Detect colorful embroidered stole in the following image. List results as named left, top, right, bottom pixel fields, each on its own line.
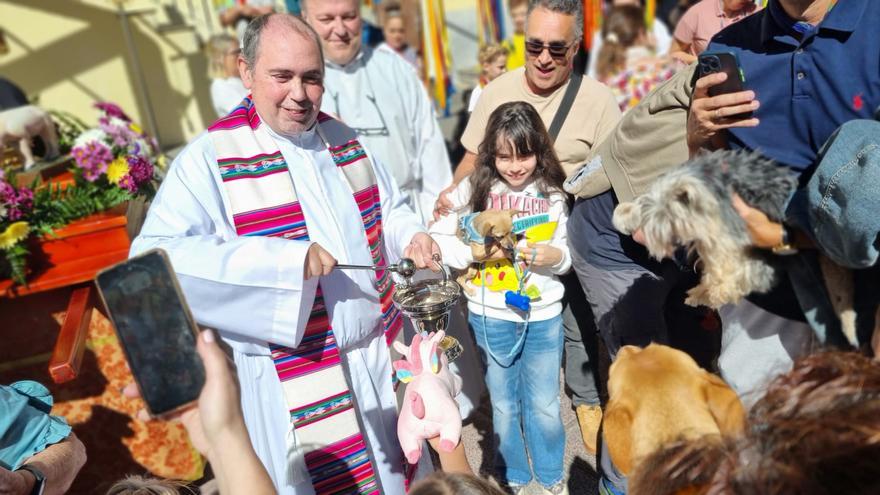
left=208, top=98, right=404, bottom=494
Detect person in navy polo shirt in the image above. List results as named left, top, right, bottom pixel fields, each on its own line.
left=686, top=0, right=879, bottom=401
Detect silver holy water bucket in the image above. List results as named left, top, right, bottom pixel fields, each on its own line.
left=391, top=255, right=463, bottom=361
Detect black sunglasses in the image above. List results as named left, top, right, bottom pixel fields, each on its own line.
left=524, top=40, right=574, bottom=58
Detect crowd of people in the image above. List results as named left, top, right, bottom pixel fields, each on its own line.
left=2, top=0, right=879, bottom=494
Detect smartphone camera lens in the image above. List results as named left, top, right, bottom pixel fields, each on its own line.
left=709, top=57, right=720, bottom=70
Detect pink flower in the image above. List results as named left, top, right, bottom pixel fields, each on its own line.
left=72, top=141, right=113, bottom=182
left=118, top=174, right=138, bottom=193
left=15, top=187, right=33, bottom=210
left=99, top=120, right=133, bottom=148
left=95, top=102, right=131, bottom=122
left=126, top=155, right=154, bottom=185
left=0, top=180, right=35, bottom=220
left=0, top=180, right=14, bottom=201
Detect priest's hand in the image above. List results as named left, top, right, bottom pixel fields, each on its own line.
left=405, top=232, right=442, bottom=272
left=305, top=242, right=338, bottom=280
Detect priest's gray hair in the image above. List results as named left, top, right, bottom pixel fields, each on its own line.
left=527, top=0, right=584, bottom=41
left=241, top=13, right=324, bottom=70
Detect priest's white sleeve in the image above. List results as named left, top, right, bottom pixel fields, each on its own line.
left=398, top=56, right=453, bottom=208
left=372, top=154, right=426, bottom=262
left=130, top=136, right=317, bottom=351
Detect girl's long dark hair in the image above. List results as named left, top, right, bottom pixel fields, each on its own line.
left=469, top=101, right=566, bottom=213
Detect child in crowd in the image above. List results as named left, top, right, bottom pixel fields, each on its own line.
left=597, top=5, right=681, bottom=112
left=468, top=44, right=509, bottom=112
left=429, top=101, right=571, bottom=495
left=502, top=0, right=528, bottom=70
left=378, top=2, right=421, bottom=71
left=410, top=472, right=506, bottom=495
left=206, top=34, right=248, bottom=117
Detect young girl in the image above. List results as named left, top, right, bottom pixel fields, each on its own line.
left=429, top=101, right=570, bottom=495
left=468, top=44, right=509, bottom=112
left=596, top=5, right=680, bottom=112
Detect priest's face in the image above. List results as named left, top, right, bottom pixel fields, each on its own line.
left=240, top=19, right=324, bottom=136
left=302, top=0, right=363, bottom=66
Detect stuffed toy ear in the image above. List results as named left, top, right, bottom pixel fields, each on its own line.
left=409, top=334, right=423, bottom=373
left=393, top=341, right=409, bottom=356
left=430, top=343, right=440, bottom=374
left=393, top=360, right=415, bottom=384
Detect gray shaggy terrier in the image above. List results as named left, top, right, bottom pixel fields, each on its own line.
left=613, top=150, right=797, bottom=308
left=614, top=150, right=858, bottom=345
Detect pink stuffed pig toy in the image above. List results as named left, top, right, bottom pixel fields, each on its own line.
left=393, top=330, right=463, bottom=464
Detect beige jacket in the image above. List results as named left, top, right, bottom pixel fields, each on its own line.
left=564, top=64, right=697, bottom=203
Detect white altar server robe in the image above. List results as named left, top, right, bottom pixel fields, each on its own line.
left=130, top=124, right=430, bottom=494
left=322, top=47, right=452, bottom=223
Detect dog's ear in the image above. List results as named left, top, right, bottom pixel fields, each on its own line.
left=703, top=372, right=746, bottom=437
left=674, top=184, right=692, bottom=207
left=603, top=399, right=635, bottom=475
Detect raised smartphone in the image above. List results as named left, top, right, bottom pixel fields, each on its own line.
left=95, top=249, right=204, bottom=417
left=698, top=51, right=747, bottom=97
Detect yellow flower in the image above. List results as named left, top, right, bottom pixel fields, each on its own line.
left=129, top=122, right=143, bottom=134
left=106, top=157, right=130, bottom=185
left=0, top=221, right=30, bottom=250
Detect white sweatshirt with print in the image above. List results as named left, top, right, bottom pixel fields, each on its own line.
left=429, top=178, right=571, bottom=323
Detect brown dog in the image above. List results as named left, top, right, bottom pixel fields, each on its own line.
left=603, top=344, right=745, bottom=476
left=456, top=209, right=518, bottom=295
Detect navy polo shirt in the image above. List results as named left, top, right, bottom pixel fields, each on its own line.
left=709, top=0, right=880, bottom=171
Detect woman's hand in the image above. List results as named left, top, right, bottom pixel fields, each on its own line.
left=123, top=329, right=245, bottom=459
left=519, top=242, right=562, bottom=267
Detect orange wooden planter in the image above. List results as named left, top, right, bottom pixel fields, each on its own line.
left=1, top=203, right=132, bottom=383
left=0, top=204, right=131, bottom=298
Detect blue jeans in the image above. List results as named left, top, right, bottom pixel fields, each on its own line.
left=468, top=312, right=565, bottom=488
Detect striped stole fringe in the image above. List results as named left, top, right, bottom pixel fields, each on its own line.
left=208, top=99, right=406, bottom=494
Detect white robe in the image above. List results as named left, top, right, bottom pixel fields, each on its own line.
left=209, top=77, right=248, bottom=118
left=130, top=124, right=431, bottom=494
left=322, top=47, right=452, bottom=224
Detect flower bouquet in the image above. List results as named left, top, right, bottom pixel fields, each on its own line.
left=0, top=102, right=160, bottom=285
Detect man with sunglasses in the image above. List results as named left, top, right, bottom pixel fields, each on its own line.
left=301, top=0, right=452, bottom=224
left=437, top=0, right=622, bottom=460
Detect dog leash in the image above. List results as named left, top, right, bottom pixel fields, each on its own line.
left=477, top=248, right=536, bottom=366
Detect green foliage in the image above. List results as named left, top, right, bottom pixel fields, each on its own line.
left=49, top=110, right=89, bottom=155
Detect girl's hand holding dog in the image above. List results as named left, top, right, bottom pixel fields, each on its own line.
left=518, top=242, right=562, bottom=267
left=687, top=72, right=761, bottom=157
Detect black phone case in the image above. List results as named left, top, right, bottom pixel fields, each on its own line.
left=699, top=52, right=745, bottom=97
left=95, top=249, right=204, bottom=417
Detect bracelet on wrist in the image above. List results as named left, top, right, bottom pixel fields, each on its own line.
left=771, top=224, right=798, bottom=256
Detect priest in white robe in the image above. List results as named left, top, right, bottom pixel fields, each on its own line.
left=131, top=14, right=441, bottom=495
left=301, top=0, right=453, bottom=224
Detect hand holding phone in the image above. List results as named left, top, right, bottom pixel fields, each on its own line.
left=698, top=51, right=747, bottom=98
left=97, top=249, right=205, bottom=418
left=686, top=53, right=761, bottom=155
